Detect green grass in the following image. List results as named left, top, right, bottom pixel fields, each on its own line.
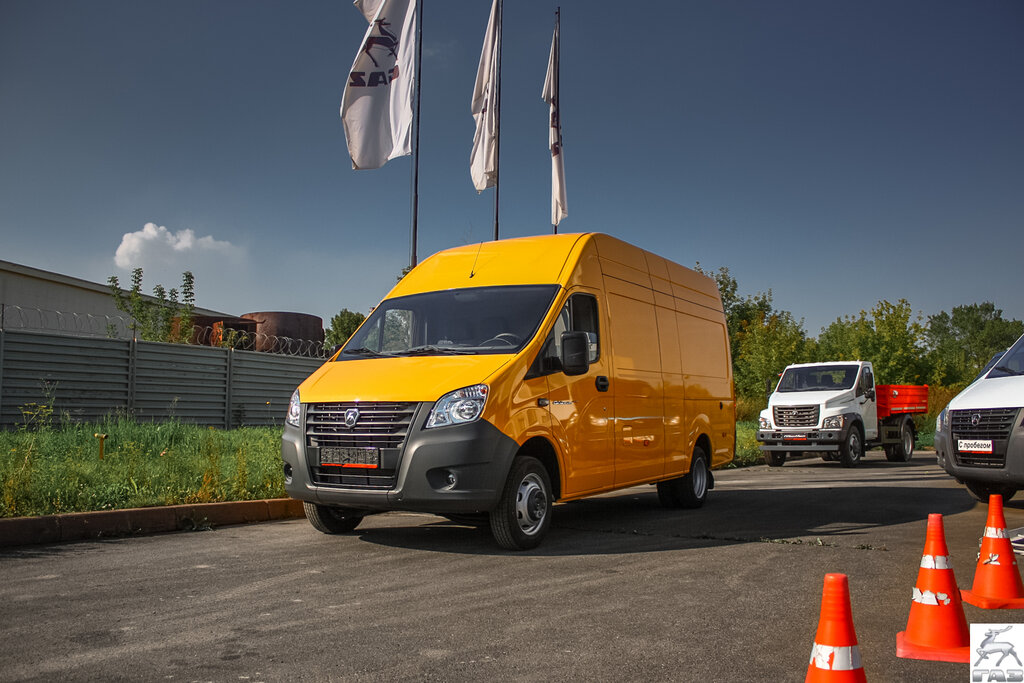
left=1, top=417, right=933, bottom=518
left=1, top=417, right=285, bottom=518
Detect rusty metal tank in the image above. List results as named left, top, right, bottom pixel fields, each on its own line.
left=241, top=312, right=324, bottom=355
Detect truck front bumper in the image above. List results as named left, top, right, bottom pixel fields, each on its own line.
left=757, top=423, right=854, bottom=452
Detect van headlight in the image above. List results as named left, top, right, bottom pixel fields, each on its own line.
left=287, top=389, right=302, bottom=428
left=936, top=408, right=948, bottom=433
left=426, top=385, right=489, bottom=429
left=822, top=415, right=844, bottom=430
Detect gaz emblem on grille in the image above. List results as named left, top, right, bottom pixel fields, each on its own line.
left=972, top=413, right=982, bottom=427
left=344, top=408, right=360, bottom=429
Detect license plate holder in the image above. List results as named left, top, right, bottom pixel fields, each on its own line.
left=958, top=439, right=993, bottom=454
left=320, top=447, right=380, bottom=468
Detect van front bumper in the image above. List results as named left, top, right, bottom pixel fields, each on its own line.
left=936, top=408, right=1024, bottom=487
left=281, top=407, right=520, bottom=514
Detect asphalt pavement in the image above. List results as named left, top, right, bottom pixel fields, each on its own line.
left=2, top=449, right=1022, bottom=682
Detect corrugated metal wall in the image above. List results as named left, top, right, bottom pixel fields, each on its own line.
left=0, top=329, right=323, bottom=428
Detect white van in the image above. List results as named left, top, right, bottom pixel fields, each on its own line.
left=935, top=332, right=1024, bottom=501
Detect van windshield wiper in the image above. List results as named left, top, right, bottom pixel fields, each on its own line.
left=993, top=365, right=1024, bottom=376
left=396, top=345, right=475, bottom=356
left=342, top=347, right=395, bottom=358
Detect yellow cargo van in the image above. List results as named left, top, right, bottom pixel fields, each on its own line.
left=282, top=233, right=735, bottom=549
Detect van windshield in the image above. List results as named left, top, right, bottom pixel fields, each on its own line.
left=338, top=285, right=559, bottom=359
left=776, top=365, right=859, bottom=392
left=987, top=334, right=1024, bottom=379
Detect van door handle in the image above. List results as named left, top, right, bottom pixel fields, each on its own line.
left=595, top=376, right=610, bottom=392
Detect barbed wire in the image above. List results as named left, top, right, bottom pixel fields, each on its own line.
left=0, top=305, right=330, bottom=358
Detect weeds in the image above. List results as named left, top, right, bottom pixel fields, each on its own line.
left=0, top=418, right=285, bottom=518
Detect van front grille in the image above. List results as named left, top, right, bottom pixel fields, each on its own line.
left=306, top=402, right=416, bottom=449
left=305, top=402, right=417, bottom=489
left=774, top=405, right=819, bottom=428
left=951, top=407, right=1019, bottom=469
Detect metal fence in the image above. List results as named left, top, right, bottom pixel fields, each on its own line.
left=0, top=329, right=325, bottom=429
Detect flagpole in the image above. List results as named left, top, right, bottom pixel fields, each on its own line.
left=552, top=7, right=559, bottom=235
left=410, top=0, right=424, bottom=268
left=492, top=0, right=503, bottom=241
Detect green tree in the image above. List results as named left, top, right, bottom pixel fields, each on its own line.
left=925, top=303, right=1023, bottom=385
left=108, top=268, right=195, bottom=343
left=325, top=308, right=366, bottom=348
left=734, top=310, right=809, bottom=399
left=816, top=299, right=925, bottom=384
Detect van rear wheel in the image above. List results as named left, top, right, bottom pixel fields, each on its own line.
left=303, top=502, right=364, bottom=534
left=490, top=456, right=552, bottom=550
left=658, top=446, right=709, bottom=509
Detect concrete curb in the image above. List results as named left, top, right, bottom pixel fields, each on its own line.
left=0, top=498, right=305, bottom=549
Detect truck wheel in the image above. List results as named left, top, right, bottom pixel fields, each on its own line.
left=965, top=481, right=1018, bottom=503
left=764, top=451, right=787, bottom=467
left=886, top=420, right=914, bottom=462
left=839, top=427, right=863, bottom=468
left=490, top=456, right=552, bottom=550
left=658, top=446, right=709, bottom=509
left=303, top=502, right=363, bottom=534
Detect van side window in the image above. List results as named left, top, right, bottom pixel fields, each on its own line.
left=529, top=294, right=600, bottom=377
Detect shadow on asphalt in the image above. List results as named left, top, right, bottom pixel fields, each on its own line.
left=353, top=461, right=978, bottom=557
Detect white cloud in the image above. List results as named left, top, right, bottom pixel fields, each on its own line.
left=115, top=222, right=239, bottom=269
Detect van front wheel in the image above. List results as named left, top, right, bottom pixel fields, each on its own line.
left=490, top=456, right=552, bottom=550
left=658, top=447, right=709, bottom=509
left=303, top=502, right=363, bottom=534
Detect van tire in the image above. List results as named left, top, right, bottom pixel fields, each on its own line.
left=490, top=456, right=552, bottom=550
left=965, top=480, right=1018, bottom=504
left=764, top=451, right=787, bottom=467
left=303, top=502, right=363, bottom=534
left=658, top=447, right=709, bottom=509
left=839, top=427, right=863, bottom=468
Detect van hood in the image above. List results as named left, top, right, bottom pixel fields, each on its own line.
left=297, top=355, right=514, bottom=404
left=948, top=375, right=1024, bottom=411
left=771, top=389, right=856, bottom=409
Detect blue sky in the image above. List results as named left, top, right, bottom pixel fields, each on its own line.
left=1, top=0, right=1021, bottom=335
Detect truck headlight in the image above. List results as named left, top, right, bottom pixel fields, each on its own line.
left=426, top=384, right=489, bottom=429
left=287, top=389, right=302, bottom=428
left=822, top=415, right=844, bottom=430
left=758, top=416, right=771, bottom=430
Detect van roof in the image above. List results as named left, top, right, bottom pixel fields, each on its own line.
left=388, top=232, right=721, bottom=310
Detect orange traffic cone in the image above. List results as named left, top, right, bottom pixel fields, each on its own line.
left=896, top=513, right=970, bottom=662
left=806, top=573, right=867, bottom=682
left=962, top=494, right=1024, bottom=609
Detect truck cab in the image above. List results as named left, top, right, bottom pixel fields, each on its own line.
left=757, top=361, right=922, bottom=467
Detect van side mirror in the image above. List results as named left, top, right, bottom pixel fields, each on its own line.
left=561, top=331, right=590, bottom=376
left=865, top=388, right=875, bottom=401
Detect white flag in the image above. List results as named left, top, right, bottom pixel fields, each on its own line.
left=543, top=18, right=567, bottom=227
left=341, top=0, right=417, bottom=170
left=470, top=0, right=501, bottom=192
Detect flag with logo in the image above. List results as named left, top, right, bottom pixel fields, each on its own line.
left=470, top=0, right=501, bottom=192
left=341, top=0, right=417, bottom=170
left=542, top=16, right=567, bottom=226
